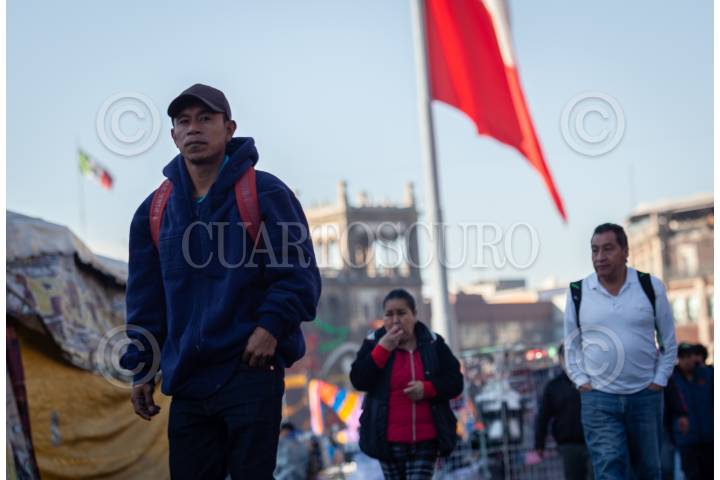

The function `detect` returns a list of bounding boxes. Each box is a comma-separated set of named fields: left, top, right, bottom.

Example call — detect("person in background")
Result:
left=274, top=422, right=310, bottom=480
left=306, top=435, right=324, bottom=479
left=534, top=344, right=593, bottom=480
left=350, top=289, right=464, bottom=480
left=273, top=422, right=310, bottom=480
left=671, top=343, right=713, bottom=480
left=660, top=376, right=688, bottom=480
left=690, top=343, right=710, bottom=368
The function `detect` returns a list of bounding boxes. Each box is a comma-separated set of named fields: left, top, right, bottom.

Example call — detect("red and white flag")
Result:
left=425, top=0, right=566, bottom=220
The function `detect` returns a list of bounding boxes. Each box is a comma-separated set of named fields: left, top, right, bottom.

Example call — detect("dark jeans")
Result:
left=659, top=430, right=675, bottom=480
left=558, top=443, right=594, bottom=480
left=678, top=442, right=713, bottom=480
left=168, top=361, right=285, bottom=480
left=580, top=388, right=663, bottom=480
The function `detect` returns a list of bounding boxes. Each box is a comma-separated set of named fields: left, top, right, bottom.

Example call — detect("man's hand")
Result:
left=242, top=326, right=278, bottom=368
left=403, top=381, right=425, bottom=401
left=648, top=383, right=663, bottom=392
left=378, top=325, right=404, bottom=351
left=677, top=416, right=690, bottom=435
left=131, top=383, right=161, bottom=421
left=578, top=383, right=592, bottom=392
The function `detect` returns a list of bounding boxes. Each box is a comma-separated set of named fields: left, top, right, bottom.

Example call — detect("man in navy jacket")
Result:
left=121, top=84, right=321, bottom=479
left=671, top=343, right=713, bottom=480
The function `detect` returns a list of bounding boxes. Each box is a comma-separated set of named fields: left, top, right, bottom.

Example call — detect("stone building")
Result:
left=626, top=193, right=714, bottom=354
left=299, top=181, right=425, bottom=381
left=452, top=292, right=563, bottom=352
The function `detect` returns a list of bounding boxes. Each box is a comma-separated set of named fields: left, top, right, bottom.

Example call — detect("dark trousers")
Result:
left=168, top=362, right=285, bottom=480
left=659, top=430, right=675, bottom=480
left=558, top=443, right=594, bottom=480
left=679, top=442, right=713, bottom=480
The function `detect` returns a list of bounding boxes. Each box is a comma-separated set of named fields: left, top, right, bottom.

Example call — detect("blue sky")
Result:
left=7, top=0, right=713, bottom=290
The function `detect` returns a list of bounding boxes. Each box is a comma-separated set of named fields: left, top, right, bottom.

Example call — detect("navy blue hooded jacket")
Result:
left=672, top=365, right=713, bottom=447
left=121, top=137, right=321, bottom=399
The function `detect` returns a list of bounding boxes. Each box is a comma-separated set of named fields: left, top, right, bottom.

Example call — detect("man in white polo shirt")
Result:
left=564, top=223, right=677, bottom=480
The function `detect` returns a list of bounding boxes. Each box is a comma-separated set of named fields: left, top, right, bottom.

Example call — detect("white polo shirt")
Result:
left=563, top=267, right=677, bottom=394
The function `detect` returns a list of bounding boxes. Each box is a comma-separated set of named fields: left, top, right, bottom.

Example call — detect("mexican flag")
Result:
left=78, top=149, right=113, bottom=190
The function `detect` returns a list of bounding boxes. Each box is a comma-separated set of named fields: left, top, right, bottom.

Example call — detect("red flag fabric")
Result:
left=425, top=0, right=567, bottom=220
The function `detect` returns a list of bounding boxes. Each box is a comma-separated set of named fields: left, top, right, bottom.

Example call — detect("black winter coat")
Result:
left=534, top=372, right=585, bottom=449
left=349, top=321, right=464, bottom=461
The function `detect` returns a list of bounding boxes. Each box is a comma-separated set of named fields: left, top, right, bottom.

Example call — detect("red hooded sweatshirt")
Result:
left=371, top=344, right=438, bottom=443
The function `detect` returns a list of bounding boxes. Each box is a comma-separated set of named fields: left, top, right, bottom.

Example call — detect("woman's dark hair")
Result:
left=382, top=288, right=417, bottom=313
left=592, top=223, right=628, bottom=249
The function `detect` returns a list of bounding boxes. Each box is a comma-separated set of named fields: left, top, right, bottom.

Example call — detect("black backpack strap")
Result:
left=636, top=271, right=656, bottom=317
left=637, top=270, right=663, bottom=353
left=569, top=280, right=583, bottom=329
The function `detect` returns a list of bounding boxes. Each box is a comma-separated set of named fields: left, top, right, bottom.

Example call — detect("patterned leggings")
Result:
left=379, top=440, right=438, bottom=480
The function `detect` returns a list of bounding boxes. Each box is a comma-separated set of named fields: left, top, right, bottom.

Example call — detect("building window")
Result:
left=327, top=239, right=342, bottom=269
left=677, top=244, right=699, bottom=277
left=672, top=298, right=688, bottom=325
left=373, top=238, right=404, bottom=276
left=687, top=296, right=700, bottom=323
left=708, top=294, right=714, bottom=319
left=328, top=296, right=341, bottom=323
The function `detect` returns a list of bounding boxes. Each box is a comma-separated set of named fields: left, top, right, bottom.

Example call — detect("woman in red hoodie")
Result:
left=350, top=289, right=464, bottom=479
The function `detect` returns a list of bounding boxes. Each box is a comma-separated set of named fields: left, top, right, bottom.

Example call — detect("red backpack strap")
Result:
left=234, top=166, right=261, bottom=245
left=149, top=179, right=173, bottom=249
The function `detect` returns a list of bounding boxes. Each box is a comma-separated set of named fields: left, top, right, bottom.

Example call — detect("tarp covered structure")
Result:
left=6, top=211, right=171, bottom=479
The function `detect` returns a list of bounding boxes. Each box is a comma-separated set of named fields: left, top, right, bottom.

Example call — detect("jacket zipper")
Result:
left=409, top=349, right=416, bottom=442
left=191, top=205, right=206, bottom=355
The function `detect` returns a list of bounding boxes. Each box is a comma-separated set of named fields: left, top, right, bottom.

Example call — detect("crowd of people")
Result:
left=535, top=223, right=714, bottom=480
left=535, top=341, right=713, bottom=480
left=277, top=223, right=714, bottom=480
left=121, top=84, right=712, bottom=480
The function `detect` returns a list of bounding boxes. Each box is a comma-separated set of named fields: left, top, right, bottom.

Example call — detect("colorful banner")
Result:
left=307, top=379, right=364, bottom=441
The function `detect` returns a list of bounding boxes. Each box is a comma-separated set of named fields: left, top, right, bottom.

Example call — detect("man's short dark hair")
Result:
left=677, top=342, right=695, bottom=358
left=592, top=223, right=628, bottom=249
left=691, top=343, right=708, bottom=361
left=280, top=422, right=297, bottom=433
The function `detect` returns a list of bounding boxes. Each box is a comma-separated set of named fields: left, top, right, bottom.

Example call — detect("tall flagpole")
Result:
left=77, top=143, right=88, bottom=240
left=410, top=0, right=455, bottom=349
left=79, top=170, right=87, bottom=239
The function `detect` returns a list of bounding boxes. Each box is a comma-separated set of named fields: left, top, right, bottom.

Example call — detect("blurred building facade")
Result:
left=300, top=181, right=425, bottom=381
left=284, top=182, right=426, bottom=428
left=452, top=292, right=564, bottom=352
left=626, top=193, right=714, bottom=354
